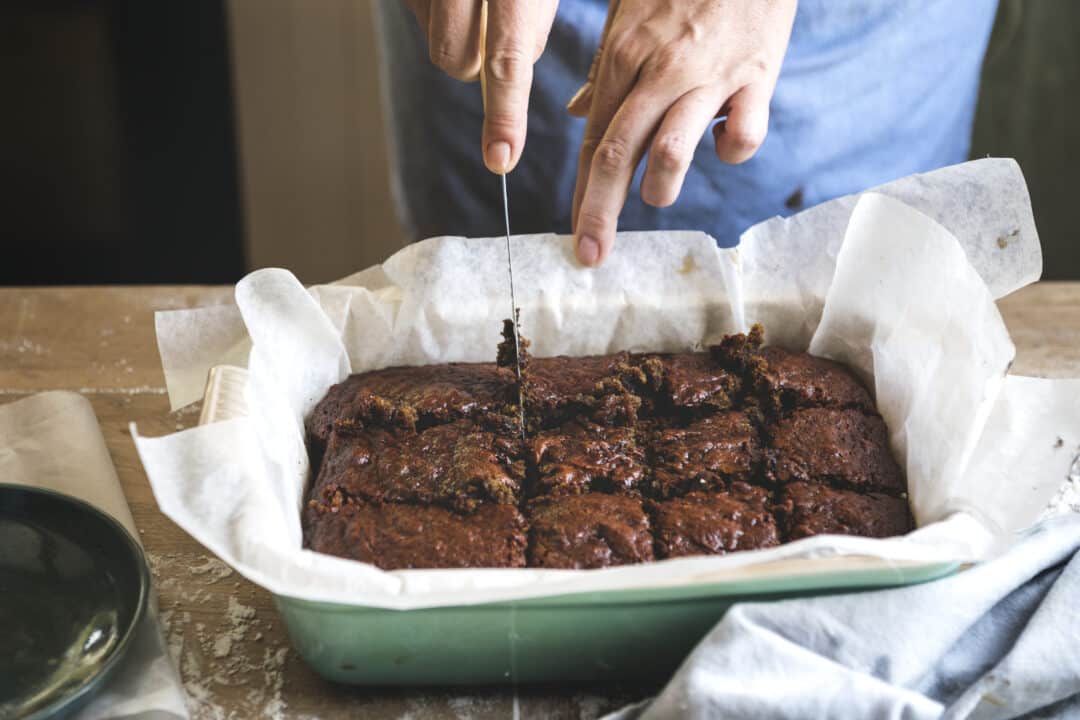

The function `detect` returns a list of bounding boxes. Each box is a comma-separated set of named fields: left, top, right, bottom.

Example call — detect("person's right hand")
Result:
left=565, top=0, right=797, bottom=267
left=404, top=0, right=559, bottom=174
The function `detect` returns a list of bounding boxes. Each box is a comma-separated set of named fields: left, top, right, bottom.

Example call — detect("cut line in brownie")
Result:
left=647, top=482, right=780, bottom=558
left=311, top=419, right=525, bottom=513
left=765, top=408, right=904, bottom=494
left=648, top=411, right=762, bottom=499
left=526, top=493, right=654, bottom=569
left=302, top=499, right=527, bottom=569
left=637, top=352, right=741, bottom=414
left=776, top=482, right=913, bottom=541
left=306, top=362, right=517, bottom=446
left=529, top=419, right=646, bottom=497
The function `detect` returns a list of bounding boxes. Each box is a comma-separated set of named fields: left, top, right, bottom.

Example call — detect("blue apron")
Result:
left=374, top=0, right=998, bottom=246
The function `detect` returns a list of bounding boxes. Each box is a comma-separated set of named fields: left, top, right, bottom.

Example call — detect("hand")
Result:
left=567, top=0, right=797, bottom=266
left=404, top=0, right=559, bottom=173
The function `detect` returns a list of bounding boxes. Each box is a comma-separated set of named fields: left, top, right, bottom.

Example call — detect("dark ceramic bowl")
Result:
left=0, top=484, right=149, bottom=719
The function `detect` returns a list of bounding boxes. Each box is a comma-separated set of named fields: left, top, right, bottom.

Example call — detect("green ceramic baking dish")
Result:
left=273, top=558, right=957, bottom=685
left=199, top=365, right=958, bottom=685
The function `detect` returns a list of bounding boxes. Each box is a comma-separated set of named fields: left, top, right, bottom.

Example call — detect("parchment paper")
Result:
left=0, top=392, right=188, bottom=719
left=135, top=158, right=1080, bottom=610
left=737, top=157, right=1041, bottom=348
left=156, top=159, right=1039, bottom=412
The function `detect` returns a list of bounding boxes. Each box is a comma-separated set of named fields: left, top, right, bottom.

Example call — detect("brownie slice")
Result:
left=530, top=420, right=646, bottom=497
left=776, top=482, right=913, bottom=540
left=311, top=420, right=525, bottom=513
left=306, top=363, right=516, bottom=445
left=765, top=408, right=904, bottom=494
left=647, top=483, right=780, bottom=558
left=522, top=353, right=644, bottom=427
left=638, top=352, right=740, bottom=412
left=303, top=500, right=527, bottom=569
left=753, top=346, right=874, bottom=414
left=527, top=493, right=654, bottom=569
left=648, top=411, right=761, bottom=499
left=307, top=376, right=362, bottom=453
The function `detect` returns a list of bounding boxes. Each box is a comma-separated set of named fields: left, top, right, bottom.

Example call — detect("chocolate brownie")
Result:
left=521, top=353, right=644, bottom=427
left=648, top=411, right=761, bottom=498
left=639, top=352, right=740, bottom=412
left=530, top=420, right=645, bottom=497
left=710, top=324, right=765, bottom=374
left=584, top=377, right=644, bottom=426
left=311, top=420, right=524, bottom=513
left=527, top=493, right=654, bottom=569
left=647, top=483, right=780, bottom=558
left=304, top=499, right=527, bottom=569
left=777, top=482, right=913, bottom=540
left=307, top=375, right=363, bottom=450
left=765, top=408, right=904, bottom=494
left=497, top=315, right=530, bottom=373
left=302, top=320, right=914, bottom=569
left=753, top=346, right=874, bottom=414
left=306, top=362, right=516, bottom=445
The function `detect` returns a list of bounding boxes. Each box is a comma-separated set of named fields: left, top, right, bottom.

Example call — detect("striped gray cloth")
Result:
left=610, top=515, right=1080, bottom=719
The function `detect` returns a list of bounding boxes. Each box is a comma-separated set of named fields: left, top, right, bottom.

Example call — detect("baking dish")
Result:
left=199, top=364, right=957, bottom=685
left=140, top=166, right=1066, bottom=686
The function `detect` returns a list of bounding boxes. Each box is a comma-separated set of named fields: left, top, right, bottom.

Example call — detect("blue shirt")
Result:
left=374, top=0, right=998, bottom=246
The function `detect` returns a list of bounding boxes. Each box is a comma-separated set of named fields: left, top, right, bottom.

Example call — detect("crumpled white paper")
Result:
left=135, top=158, right=1080, bottom=611
left=0, top=392, right=188, bottom=719
left=157, top=158, right=1039, bottom=412
left=737, top=157, right=1041, bottom=349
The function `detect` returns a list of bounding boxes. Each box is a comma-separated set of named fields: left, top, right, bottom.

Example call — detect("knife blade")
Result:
left=500, top=175, right=526, bottom=441
left=480, top=1, right=526, bottom=439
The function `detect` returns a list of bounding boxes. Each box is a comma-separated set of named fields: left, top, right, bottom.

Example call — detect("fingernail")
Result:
left=486, top=141, right=511, bottom=173
left=577, top=235, right=600, bottom=266
left=566, top=83, right=591, bottom=115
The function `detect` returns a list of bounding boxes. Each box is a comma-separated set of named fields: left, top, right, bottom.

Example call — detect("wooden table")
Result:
left=2, top=283, right=1079, bottom=719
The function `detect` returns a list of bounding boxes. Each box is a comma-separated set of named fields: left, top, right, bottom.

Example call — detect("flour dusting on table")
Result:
left=149, top=551, right=291, bottom=720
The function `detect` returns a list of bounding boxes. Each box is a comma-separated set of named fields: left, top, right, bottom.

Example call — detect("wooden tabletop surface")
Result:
left=2, top=282, right=1079, bottom=719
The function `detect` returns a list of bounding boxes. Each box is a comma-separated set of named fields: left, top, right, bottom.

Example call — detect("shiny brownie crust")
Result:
left=526, top=493, right=654, bottom=569
left=302, top=326, right=911, bottom=569
left=647, top=483, right=780, bottom=558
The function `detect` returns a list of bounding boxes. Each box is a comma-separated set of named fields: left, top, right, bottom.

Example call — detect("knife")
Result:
left=479, top=1, right=526, bottom=439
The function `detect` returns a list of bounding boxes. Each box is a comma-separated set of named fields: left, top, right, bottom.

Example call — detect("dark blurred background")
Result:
left=2, top=0, right=245, bottom=284
left=970, top=1, right=1078, bottom=281
left=0, top=0, right=1076, bottom=285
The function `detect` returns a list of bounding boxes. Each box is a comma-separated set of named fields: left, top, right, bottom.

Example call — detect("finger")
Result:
left=641, top=87, right=720, bottom=208
left=589, top=0, right=621, bottom=81
left=574, top=86, right=672, bottom=266
left=571, top=24, right=646, bottom=233
left=428, top=0, right=482, bottom=81
left=565, top=0, right=621, bottom=117
left=712, top=82, right=771, bottom=165
left=532, top=0, right=559, bottom=61
left=483, top=0, right=537, bottom=173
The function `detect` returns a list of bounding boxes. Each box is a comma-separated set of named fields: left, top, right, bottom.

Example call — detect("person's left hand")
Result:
left=567, top=0, right=798, bottom=266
